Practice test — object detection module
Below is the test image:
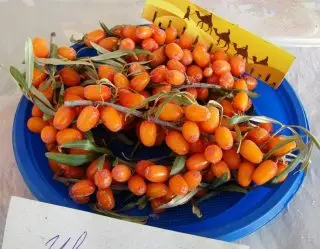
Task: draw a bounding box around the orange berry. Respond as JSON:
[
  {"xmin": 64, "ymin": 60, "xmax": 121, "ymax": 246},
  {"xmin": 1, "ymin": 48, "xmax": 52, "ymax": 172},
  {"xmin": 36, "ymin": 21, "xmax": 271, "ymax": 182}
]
[
  {"xmin": 186, "ymin": 153, "xmax": 210, "ymax": 171},
  {"xmin": 223, "ymin": 148, "xmax": 241, "ymax": 170},
  {"xmin": 112, "ymin": 72, "xmax": 128, "ymax": 89},
  {"xmin": 139, "ymin": 121, "xmax": 157, "ymax": 147},
  {"xmin": 141, "ymin": 37, "xmax": 159, "ymax": 51},
  {"xmin": 135, "ymin": 160, "xmax": 154, "ymax": 177},
  {"xmin": 86, "ymin": 159, "xmax": 111, "ymax": 181},
  {"xmin": 276, "ymin": 162, "xmax": 288, "ymax": 183},
  {"xmin": 136, "ymin": 26, "xmax": 153, "ymax": 39},
  {"xmin": 203, "ymin": 66, "xmax": 213, "ymax": 77},
  {"xmin": 240, "ymin": 139, "xmax": 264, "ymax": 164},
  {"xmin": 98, "ymin": 37, "xmax": 119, "ymax": 51},
  {"xmin": 122, "ymin": 25, "xmax": 138, "ymax": 41},
  {"xmin": 118, "ymin": 89, "xmax": 145, "ymax": 108},
  {"xmin": 189, "ymin": 138, "xmax": 209, "ymax": 153},
  {"xmin": 247, "ymin": 127, "xmax": 270, "ymax": 145},
  {"xmin": 130, "ymin": 72, "xmax": 150, "ymax": 92},
  {"xmin": 31, "ymin": 104, "xmax": 43, "ymax": 117},
  {"xmin": 57, "ymin": 46, "xmax": 76, "ymax": 60},
  {"xmin": 112, "ymin": 164, "xmax": 132, "ymax": 182},
  {"xmin": 259, "ymin": 122, "xmax": 273, "ymax": 133},
  {"xmin": 144, "ymin": 165, "xmax": 169, "ymax": 183},
  {"xmin": 150, "ymin": 46, "xmax": 167, "ymax": 67},
  {"xmin": 96, "ymin": 188, "xmax": 115, "ymax": 210},
  {"xmin": 64, "ymin": 86, "xmax": 85, "ymax": 99},
  {"xmin": 252, "ymin": 160, "xmax": 278, "ymax": 185},
  {"xmin": 186, "ymin": 88, "xmax": 198, "ymax": 99},
  {"xmin": 152, "ymin": 84, "xmax": 172, "ymax": 95},
  {"xmin": 167, "ymin": 59, "xmax": 186, "ymax": 72},
  {"xmin": 70, "ymin": 180, "xmax": 96, "ymax": 198},
  {"xmin": 242, "ymin": 75, "xmax": 258, "ymax": 91},
  {"xmin": 199, "ymin": 106, "xmax": 220, "ymax": 133},
  {"xmin": 40, "ymin": 126, "xmax": 57, "ymax": 144},
  {"xmin": 53, "ymin": 106, "xmax": 76, "ymax": 130},
  {"xmin": 211, "ymin": 161, "xmax": 231, "ymax": 180},
  {"xmin": 204, "ymin": 144, "xmax": 223, "ymax": 164},
  {"xmin": 229, "ymin": 56, "xmax": 245, "ymax": 76},
  {"xmin": 232, "ymin": 92, "xmax": 249, "ymax": 112},
  {"xmin": 165, "ymin": 69, "xmax": 185, "ymax": 85},
  {"xmin": 165, "ymin": 27, "xmax": 177, "ymax": 43},
  {"xmin": 69, "ymin": 148, "xmax": 91, "ymax": 155},
  {"xmin": 32, "ymin": 37, "xmax": 49, "ymax": 58},
  {"xmin": 181, "ymin": 49, "xmax": 193, "ymax": 66},
  {"xmin": 59, "ymin": 164, "xmax": 85, "ymax": 179},
  {"xmin": 128, "ymin": 175, "xmax": 147, "ymax": 196},
  {"xmin": 169, "ymin": 175, "xmax": 189, "ymax": 195},
  {"xmin": 84, "ymin": 85, "xmax": 111, "ymax": 101},
  {"xmin": 165, "ymin": 130, "xmax": 190, "ymax": 155},
  {"xmin": 197, "ymin": 88, "xmax": 209, "ymax": 100},
  {"xmin": 59, "ymin": 67, "xmax": 81, "ymax": 87},
  {"xmin": 119, "ymin": 38, "xmax": 135, "ymax": 50},
  {"xmin": 56, "ymin": 128, "xmax": 83, "ymax": 145},
  {"xmin": 71, "ymin": 195, "xmax": 90, "ymax": 204},
  {"xmin": 98, "ymin": 65, "xmax": 115, "ymax": 81},
  {"xmin": 210, "ymin": 50, "xmax": 229, "ymax": 62},
  {"xmin": 94, "ymin": 169, "xmax": 112, "ymax": 189},
  {"xmin": 150, "ymin": 65, "xmax": 168, "ymax": 83},
  {"xmin": 183, "ymin": 170, "xmax": 202, "ymax": 190},
  {"xmin": 193, "ymin": 46, "xmax": 210, "ymax": 68},
  {"xmin": 146, "ymin": 183, "xmax": 168, "ymax": 198},
  {"xmin": 221, "ymin": 117, "xmax": 234, "ymax": 130},
  {"xmin": 182, "ymin": 121, "xmax": 200, "ymax": 143},
  {"xmin": 165, "ymin": 43, "xmax": 183, "ymax": 60},
  {"xmin": 100, "ymin": 106, "xmax": 123, "ymax": 132},
  {"xmin": 186, "ymin": 65, "xmax": 203, "ymax": 82},
  {"xmin": 212, "ymin": 60, "xmax": 231, "ymax": 75},
  {"xmin": 163, "ymin": 189, "xmax": 176, "ymax": 202},
  {"xmin": 158, "ymin": 103, "xmax": 183, "ymax": 121},
  {"xmin": 237, "ymin": 161, "xmax": 255, "ymax": 187},
  {"xmin": 214, "ymin": 127, "xmax": 234, "ymax": 150},
  {"xmin": 234, "ymin": 79, "xmax": 248, "ymax": 90},
  {"xmin": 267, "ymin": 136, "xmax": 297, "ymax": 157},
  {"xmin": 76, "ymin": 106, "xmax": 100, "ymax": 132},
  {"xmin": 39, "ymin": 81, "xmax": 53, "ymax": 100},
  {"xmin": 150, "ymin": 197, "xmax": 166, "ymax": 213},
  {"xmin": 152, "ymin": 28, "xmax": 166, "ymax": 45},
  {"xmin": 32, "ymin": 68, "xmax": 47, "ymax": 87},
  {"xmin": 178, "ymin": 33, "xmax": 193, "ymax": 49},
  {"xmin": 219, "ymin": 72, "xmax": 234, "ymax": 89},
  {"xmin": 27, "ymin": 117, "xmax": 47, "ymax": 133},
  {"xmin": 220, "ymin": 99, "xmax": 234, "ymax": 117},
  {"xmin": 84, "ymin": 29, "xmax": 105, "ymax": 47},
  {"xmin": 185, "ymin": 104, "xmax": 211, "ymax": 122}
]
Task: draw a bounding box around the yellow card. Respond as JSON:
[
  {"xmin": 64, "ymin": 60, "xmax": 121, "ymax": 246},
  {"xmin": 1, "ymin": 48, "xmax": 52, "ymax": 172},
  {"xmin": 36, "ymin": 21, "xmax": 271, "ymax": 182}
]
[{"xmin": 142, "ymin": 0, "xmax": 295, "ymax": 88}]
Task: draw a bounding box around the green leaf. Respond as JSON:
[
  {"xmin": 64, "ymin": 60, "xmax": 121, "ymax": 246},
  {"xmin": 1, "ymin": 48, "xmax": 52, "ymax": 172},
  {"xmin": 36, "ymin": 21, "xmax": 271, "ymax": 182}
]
[
  {"xmin": 38, "ymin": 78, "xmax": 52, "ymax": 91},
  {"xmin": 96, "ymin": 154, "xmax": 106, "ymax": 170},
  {"xmin": 115, "ymin": 133, "xmax": 135, "ymax": 146},
  {"xmin": 263, "ymin": 136, "xmax": 298, "ymax": 160},
  {"xmin": 90, "ymin": 42, "xmax": 110, "ymax": 54},
  {"xmin": 191, "ymin": 201, "xmax": 203, "ymax": 218},
  {"xmin": 30, "ymin": 86, "xmax": 54, "ymax": 109},
  {"xmin": 35, "ymin": 57, "xmax": 91, "ymax": 66},
  {"xmin": 112, "ymin": 157, "xmax": 119, "ymax": 166},
  {"xmin": 50, "ymin": 44, "xmax": 58, "ymax": 59},
  {"xmin": 33, "ymin": 98, "xmax": 56, "ymax": 116},
  {"xmin": 25, "ymin": 37, "xmax": 34, "ymax": 90},
  {"xmin": 116, "ymin": 202, "xmax": 137, "ymax": 212},
  {"xmin": 59, "ymin": 139, "xmax": 113, "ymax": 155},
  {"xmin": 45, "ymin": 152, "xmax": 96, "ymax": 166},
  {"xmin": 218, "ymin": 184, "xmax": 248, "ymax": 194},
  {"xmin": 85, "ymin": 131, "xmax": 95, "ymax": 144},
  {"xmin": 208, "ymin": 173, "xmax": 229, "ymax": 189},
  {"xmin": 289, "ymin": 125, "xmax": 320, "ymax": 150},
  {"xmin": 58, "ymin": 83, "xmax": 65, "ymax": 105},
  {"xmin": 158, "ymin": 188, "xmax": 199, "ymax": 209},
  {"xmin": 137, "ymin": 196, "xmax": 148, "ymax": 210},
  {"xmin": 233, "ymin": 89, "xmax": 259, "ymax": 98},
  {"xmin": 90, "ymin": 50, "xmax": 130, "ymax": 61},
  {"xmin": 132, "ymin": 49, "xmax": 152, "ymax": 56},
  {"xmin": 9, "ymin": 66, "xmax": 26, "ymax": 89},
  {"xmin": 228, "ymin": 115, "xmax": 282, "ymax": 126},
  {"xmin": 301, "ymin": 142, "xmax": 313, "ymax": 172},
  {"xmin": 170, "ymin": 156, "xmax": 186, "ymax": 175},
  {"xmin": 99, "ymin": 21, "xmax": 120, "ymax": 37},
  {"xmin": 196, "ymin": 191, "xmax": 219, "ymax": 204}
]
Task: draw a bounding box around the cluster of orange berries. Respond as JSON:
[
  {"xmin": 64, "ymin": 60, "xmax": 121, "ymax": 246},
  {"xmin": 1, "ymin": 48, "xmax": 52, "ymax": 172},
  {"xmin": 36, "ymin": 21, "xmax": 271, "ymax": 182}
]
[{"xmin": 26, "ymin": 23, "xmax": 296, "ymax": 213}]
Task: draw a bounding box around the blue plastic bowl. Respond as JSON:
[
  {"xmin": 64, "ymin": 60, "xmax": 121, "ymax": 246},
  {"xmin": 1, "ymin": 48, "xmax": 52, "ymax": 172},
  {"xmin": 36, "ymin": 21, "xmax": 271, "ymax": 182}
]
[{"xmin": 12, "ymin": 46, "xmax": 309, "ymax": 241}]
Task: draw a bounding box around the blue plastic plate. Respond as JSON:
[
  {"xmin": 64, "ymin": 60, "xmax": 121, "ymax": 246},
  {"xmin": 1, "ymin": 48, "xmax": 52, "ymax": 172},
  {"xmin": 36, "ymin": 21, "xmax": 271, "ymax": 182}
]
[{"xmin": 12, "ymin": 47, "xmax": 309, "ymax": 241}]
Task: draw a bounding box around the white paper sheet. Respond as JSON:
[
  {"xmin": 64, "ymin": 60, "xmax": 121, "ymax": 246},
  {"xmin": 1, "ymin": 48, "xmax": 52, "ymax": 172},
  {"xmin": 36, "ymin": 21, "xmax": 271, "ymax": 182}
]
[{"xmin": 1, "ymin": 197, "xmax": 249, "ymax": 249}]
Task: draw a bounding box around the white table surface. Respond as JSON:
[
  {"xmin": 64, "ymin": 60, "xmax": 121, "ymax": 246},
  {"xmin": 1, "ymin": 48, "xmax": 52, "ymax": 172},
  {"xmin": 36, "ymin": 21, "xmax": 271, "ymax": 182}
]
[{"xmin": 0, "ymin": 1, "xmax": 320, "ymax": 248}]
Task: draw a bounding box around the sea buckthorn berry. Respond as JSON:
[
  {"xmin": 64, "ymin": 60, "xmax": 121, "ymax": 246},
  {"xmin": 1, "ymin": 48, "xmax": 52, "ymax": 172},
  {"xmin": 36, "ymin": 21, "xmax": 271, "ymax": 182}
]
[
  {"xmin": 186, "ymin": 153, "xmax": 209, "ymax": 171},
  {"xmin": 118, "ymin": 89, "xmax": 145, "ymax": 108},
  {"xmin": 147, "ymin": 183, "xmax": 168, "ymax": 198},
  {"xmin": 59, "ymin": 67, "xmax": 81, "ymax": 87},
  {"xmin": 70, "ymin": 180, "xmax": 96, "ymax": 198},
  {"xmin": 211, "ymin": 161, "xmax": 231, "ymax": 180},
  {"xmin": 159, "ymin": 103, "xmax": 184, "ymax": 121},
  {"xmin": 113, "ymin": 72, "xmax": 129, "ymax": 89},
  {"xmin": 58, "ymin": 163, "xmax": 85, "ymax": 178},
  {"xmin": 259, "ymin": 122, "xmax": 273, "ymax": 133},
  {"xmin": 98, "ymin": 65, "xmax": 115, "ymax": 81},
  {"xmin": 189, "ymin": 138, "xmax": 209, "ymax": 153},
  {"xmin": 212, "ymin": 60, "xmax": 231, "ymax": 76},
  {"xmin": 165, "ymin": 43, "xmax": 183, "ymax": 60},
  {"xmin": 46, "ymin": 143, "xmax": 57, "ymax": 152},
  {"xmin": 221, "ymin": 117, "xmax": 234, "ymax": 130},
  {"xmin": 229, "ymin": 56, "xmax": 245, "ymax": 76},
  {"xmin": 194, "ymin": 42, "xmax": 208, "ymax": 52},
  {"xmin": 136, "ymin": 26, "xmax": 153, "ymax": 39},
  {"xmin": 56, "ymin": 128, "xmax": 83, "ymax": 145},
  {"xmin": 84, "ymin": 85, "xmax": 111, "ymax": 101},
  {"xmin": 152, "ymin": 28, "xmax": 166, "ymax": 45},
  {"xmin": 247, "ymin": 127, "xmax": 270, "ymax": 145},
  {"xmin": 152, "ymin": 84, "xmax": 172, "ymax": 95},
  {"xmin": 276, "ymin": 162, "xmax": 288, "ymax": 183},
  {"xmin": 150, "ymin": 65, "xmax": 168, "ymax": 83},
  {"xmin": 96, "ymin": 188, "xmax": 115, "ymax": 210},
  {"xmin": 185, "ymin": 104, "xmax": 211, "ymax": 122},
  {"xmin": 214, "ymin": 127, "xmax": 234, "ymax": 150},
  {"xmin": 86, "ymin": 159, "xmax": 111, "ymax": 181},
  {"xmin": 167, "ymin": 59, "xmax": 186, "ymax": 72},
  {"xmin": 84, "ymin": 29, "xmax": 105, "ymax": 47},
  {"xmin": 165, "ymin": 131, "xmax": 190, "ymax": 155},
  {"xmin": 71, "ymin": 195, "xmax": 90, "ymax": 204},
  {"xmin": 119, "ymin": 38, "xmax": 135, "ymax": 50},
  {"xmin": 240, "ymin": 139, "xmax": 264, "ymax": 163},
  {"xmin": 223, "ymin": 148, "xmax": 241, "ymax": 170},
  {"xmin": 206, "ymin": 74, "xmax": 219, "ymax": 84},
  {"xmin": 57, "ymin": 46, "xmax": 76, "ymax": 60},
  {"xmin": 112, "ymin": 164, "xmax": 132, "ymax": 182},
  {"xmin": 237, "ymin": 161, "xmax": 255, "ymax": 187},
  {"xmin": 165, "ymin": 69, "xmax": 185, "ymax": 85},
  {"xmin": 186, "ymin": 65, "xmax": 203, "ymax": 82},
  {"xmin": 232, "ymin": 92, "xmax": 249, "ymax": 112},
  {"xmin": 204, "ymin": 144, "xmax": 223, "ymax": 164},
  {"xmin": 32, "ymin": 104, "xmax": 43, "ymax": 117},
  {"xmin": 183, "ymin": 171, "xmax": 202, "ymax": 190},
  {"xmin": 267, "ymin": 136, "xmax": 297, "ymax": 157},
  {"xmin": 155, "ymin": 126, "xmax": 166, "ymax": 146},
  {"xmin": 199, "ymin": 106, "xmax": 220, "ymax": 133},
  {"xmin": 210, "ymin": 50, "xmax": 229, "ymax": 62},
  {"xmin": 140, "ymin": 121, "xmax": 157, "ymax": 147},
  {"xmin": 53, "ymin": 106, "xmax": 76, "ymax": 130},
  {"xmin": 234, "ymin": 79, "xmax": 248, "ymax": 90},
  {"xmin": 128, "ymin": 62, "xmax": 146, "ymax": 74},
  {"xmin": 203, "ymin": 66, "xmax": 213, "ymax": 77},
  {"xmin": 145, "ymin": 165, "xmax": 169, "ymax": 183},
  {"xmin": 197, "ymin": 88, "xmax": 209, "ymax": 101},
  {"xmin": 100, "ymin": 106, "xmax": 123, "ymax": 132},
  {"xmin": 94, "ymin": 169, "xmax": 112, "ymax": 189},
  {"xmin": 182, "ymin": 121, "xmax": 200, "ymax": 143},
  {"xmin": 218, "ymin": 72, "xmax": 234, "ymax": 89},
  {"xmin": 32, "ymin": 37, "xmax": 49, "ymax": 58},
  {"xmin": 76, "ymin": 106, "xmax": 100, "ymax": 132},
  {"xmin": 252, "ymin": 160, "xmax": 278, "ymax": 185},
  {"xmin": 165, "ymin": 27, "xmax": 177, "ymax": 43},
  {"xmin": 181, "ymin": 49, "xmax": 193, "ymax": 66},
  {"xmin": 32, "ymin": 68, "xmax": 47, "ymax": 87},
  {"xmin": 242, "ymin": 75, "xmax": 258, "ymax": 91},
  {"xmin": 64, "ymin": 86, "xmax": 85, "ymax": 99},
  {"xmin": 163, "ymin": 189, "xmax": 175, "ymax": 202},
  {"xmin": 169, "ymin": 175, "xmax": 189, "ymax": 196},
  {"xmin": 193, "ymin": 46, "xmax": 210, "ymax": 68},
  {"xmin": 178, "ymin": 33, "xmax": 193, "ymax": 49},
  {"xmin": 220, "ymin": 99, "xmax": 234, "ymax": 117},
  {"xmin": 186, "ymin": 88, "xmax": 198, "ymax": 99},
  {"xmin": 141, "ymin": 37, "xmax": 159, "ymax": 51},
  {"xmin": 27, "ymin": 117, "xmax": 47, "ymax": 133},
  {"xmin": 150, "ymin": 46, "xmax": 167, "ymax": 67},
  {"xmin": 122, "ymin": 25, "xmax": 138, "ymax": 41},
  {"xmin": 135, "ymin": 160, "xmax": 154, "ymax": 177},
  {"xmin": 150, "ymin": 197, "xmax": 166, "ymax": 213},
  {"xmin": 112, "ymin": 24, "xmax": 125, "ymax": 36},
  {"xmin": 41, "ymin": 126, "xmax": 57, "ymax": 144},
  {"xmin": 69, "ymin": 148, "xmax": 91, "ymax": 155},
  {"xmin": 128, "ymin": 175, "xmax": 147, "ymax": 196},
  {"xmin": 98, "ymin": 37, "xmax": 119, "ymax": 51},
  {"xmin": 130, "ymin": 72, "xmax": 150, "ymax": 92}
]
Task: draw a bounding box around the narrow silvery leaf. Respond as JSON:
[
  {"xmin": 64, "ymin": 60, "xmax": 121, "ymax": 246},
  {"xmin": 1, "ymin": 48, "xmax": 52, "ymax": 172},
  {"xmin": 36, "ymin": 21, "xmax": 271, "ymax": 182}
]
[{"xmin": 25, "ymin": 37, "xmax": 34, "ymax": 90}]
